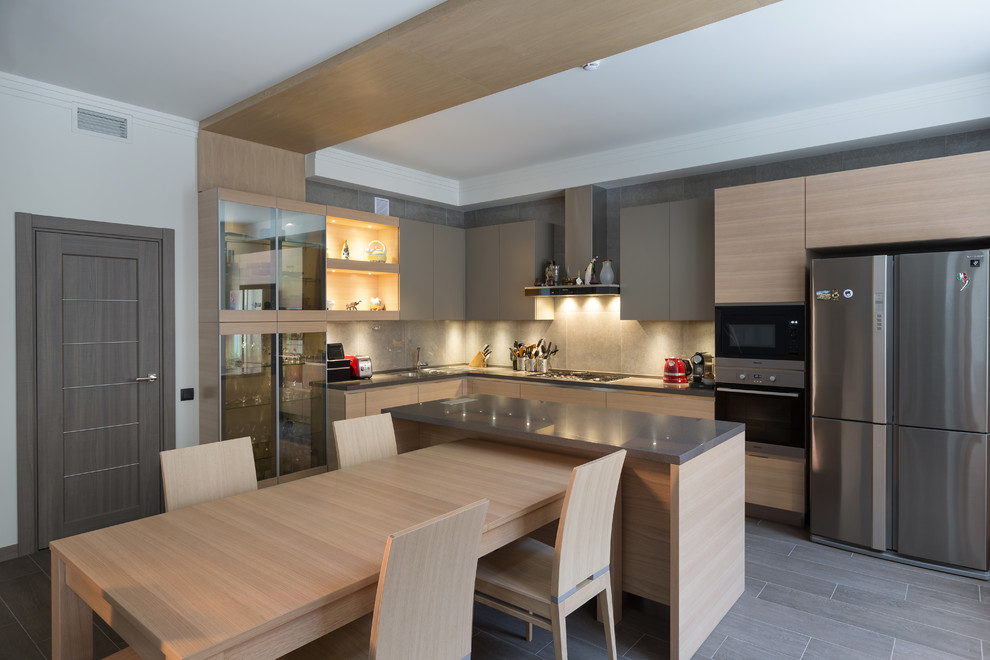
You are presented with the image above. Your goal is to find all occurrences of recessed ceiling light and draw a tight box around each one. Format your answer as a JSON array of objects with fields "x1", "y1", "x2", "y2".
[{"x1": 582, "y1": 60, "x2": 601, "y2": 71}]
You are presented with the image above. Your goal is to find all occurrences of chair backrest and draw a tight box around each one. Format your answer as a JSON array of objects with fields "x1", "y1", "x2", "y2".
[
  {"x1": 333, "y1": 412, "x2": 398, "y2": 468},
  {"x1": 552, "y1": 449, "x2": 627, "y2": 597},
  {"x1": 160, "y1": 436, "x2": 257, "y2": 511},
  {"x1": 371, "y1": 499, "x2": 489, "y2": 660}
]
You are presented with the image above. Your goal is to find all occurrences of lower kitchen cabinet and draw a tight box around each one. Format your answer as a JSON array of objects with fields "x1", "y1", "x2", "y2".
[
  {"x1": 418, "y1": 378, "x2": 466, "y2": 401},
  {"x1": 365, "y1": 384, "x2": 420, "y2": 415},
  {"x1": 745, "y1": 452, "x2": 805, "y2": 517},
  {"x1": 519, "y1": 382, "x2": 607, "y2": 407},
  {"x1": 468, "y1": 378, "x2": 521, "y2": 398},
  {"x1": 606, "y1": 390, "x2": 714, "y2": 419}
]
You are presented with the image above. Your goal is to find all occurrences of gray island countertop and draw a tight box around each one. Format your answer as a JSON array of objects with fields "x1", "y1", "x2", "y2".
[{"x1": 386, "y1": 394, "x2": 743, "y2": 464}]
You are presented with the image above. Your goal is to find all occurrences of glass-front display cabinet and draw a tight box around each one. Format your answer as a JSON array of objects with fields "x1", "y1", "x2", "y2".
[
  {"x1": 219, "y1": 328, "x2": 327, "y2": 484},
  {"x1": 278, "y1": 200, "x2": 327, "y2": 313},
  {"x1": 220, "y1": 199, "x2": 276, "y2": 314}
]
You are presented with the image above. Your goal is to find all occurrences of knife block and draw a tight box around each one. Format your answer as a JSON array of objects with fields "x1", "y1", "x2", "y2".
[{"x1": 468, "y1": 351, "x2": 487, "y2": 368}]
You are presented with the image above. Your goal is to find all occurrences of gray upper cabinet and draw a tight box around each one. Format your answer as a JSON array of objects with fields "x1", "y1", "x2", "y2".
[
  {"x1": 434, "y1": 224, "x2": 465, "y2": 320},
  {"x1": 499, "y1": 221, "x2": 552, "y2": 320},
  {"x1": 399, "y1": 218, "x2": 434, "y2": 320},
  {"x1": 466, "y1": 225, "x2": 500, "y2": 319},
  {"x1": 619, "y1": 198, "x2": 714, "y2": 321},
  {"x1": 620, "y1": 203, "x2": 670, "y2": 321},
  {"x1": 400, "y1": 218, "x2": 465, "y2": 320},
  {"x1": 467, "y1": 221, "x2": 552, "y2": 320}
]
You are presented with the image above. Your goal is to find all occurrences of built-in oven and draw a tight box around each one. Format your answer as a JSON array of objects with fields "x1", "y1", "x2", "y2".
[{"x1": 714, "y1": 359, "x2": 806, "y2": 458}]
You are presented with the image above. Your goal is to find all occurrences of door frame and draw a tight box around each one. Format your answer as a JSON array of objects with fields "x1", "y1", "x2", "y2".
[{"x1": 15, "y1": 213, "x2": 176, "y2": 556}]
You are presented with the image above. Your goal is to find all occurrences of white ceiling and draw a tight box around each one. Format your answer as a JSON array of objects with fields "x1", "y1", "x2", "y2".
[{"x1": 3, "y1": 0, "x2": 989, "y2": 204}]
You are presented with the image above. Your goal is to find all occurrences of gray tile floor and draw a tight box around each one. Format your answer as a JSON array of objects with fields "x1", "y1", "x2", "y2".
[{"x1": 1, "y1": 519, "x2": 987, "y2": 659}]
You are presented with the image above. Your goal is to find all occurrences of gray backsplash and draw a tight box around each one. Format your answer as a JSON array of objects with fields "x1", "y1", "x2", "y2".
[{"x1": 328, "y1": 298, "x2": 713, "y2": 377}]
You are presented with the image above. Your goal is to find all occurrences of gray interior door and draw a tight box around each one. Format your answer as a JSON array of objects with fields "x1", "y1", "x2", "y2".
[{"x1": 36, "y1": 231, "x2": 163, "y2": 547}]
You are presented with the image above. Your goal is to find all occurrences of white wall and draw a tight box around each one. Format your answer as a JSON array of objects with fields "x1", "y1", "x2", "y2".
[{"x1": 0, "y1": 72, "x2": 200, "y2": 550}]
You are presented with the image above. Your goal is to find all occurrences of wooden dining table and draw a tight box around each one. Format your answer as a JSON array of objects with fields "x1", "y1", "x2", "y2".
[{"x1": 50, "y1": 439, "x2": 584, "y2": 660}]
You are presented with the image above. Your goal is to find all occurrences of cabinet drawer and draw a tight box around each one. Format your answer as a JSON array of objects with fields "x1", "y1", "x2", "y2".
[
  {"x1": 606, "y1": 391, "x2": 714, "y2": 419},
  {"x1": 365, "y1": 385, "x2": 419, "y2": 415},
  {"x1": 419, "y1": 379, "x2": 465, "y2": 402},
  {"x1": 468, "y1": 378, "x2": 521, "y2": 398},
  {"x1": 745, "y1": 452, "x2": 805, "y2": 513},
  {"x1": 519, "y1": 383, "x2": 606, "y2": 407}
]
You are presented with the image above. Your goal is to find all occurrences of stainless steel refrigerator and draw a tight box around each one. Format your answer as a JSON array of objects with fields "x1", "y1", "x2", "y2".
[{"x1": 810, "y1": 249, "x2": 990, "y2": 577}]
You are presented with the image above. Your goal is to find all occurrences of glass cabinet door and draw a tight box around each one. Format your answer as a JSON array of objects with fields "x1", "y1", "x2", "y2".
[
  {"x1": 278, "y1": 209, "x2": 326, "y2": 311},
  {"x1": 221, "y1": 333, "x2": 275, "y2": 481},
  {"x1": 221, "y1": 201, "x2": 276, "y2": 311},
  {"x1": 278, "y1": 332, "x2": 327, "y2": 476}
]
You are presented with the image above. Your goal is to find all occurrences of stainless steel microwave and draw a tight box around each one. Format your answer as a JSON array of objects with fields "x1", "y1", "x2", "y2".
[{"x1": 715, "y1": 304, "x2": 805, "y2": 364}]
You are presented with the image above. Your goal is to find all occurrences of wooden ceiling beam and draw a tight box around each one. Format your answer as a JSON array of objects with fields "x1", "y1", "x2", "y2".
[{"x1": 200, "y1": 0, "x2": 779, "y2": 154}]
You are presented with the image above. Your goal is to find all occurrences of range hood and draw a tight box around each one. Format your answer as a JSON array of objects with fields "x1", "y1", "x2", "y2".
[{"x1": 526, "y1": 185, "x2": 618, "y2": 297}]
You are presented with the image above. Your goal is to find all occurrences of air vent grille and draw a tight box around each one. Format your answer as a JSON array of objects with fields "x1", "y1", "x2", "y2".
[
  {"x1": 76, "y1": 108, "x2": 128, "y2": 139},
  {"x1": 374, "y1": 197, "x2": 389, "y2": 215}
]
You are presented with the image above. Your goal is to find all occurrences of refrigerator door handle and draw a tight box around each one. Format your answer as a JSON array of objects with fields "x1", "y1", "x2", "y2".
[
  {"x1": 872, "y1": 255, "x2": 891, "y2": 424},
  {"x1": 871, "y1": 425, "x2": 887, "y2": 551}
]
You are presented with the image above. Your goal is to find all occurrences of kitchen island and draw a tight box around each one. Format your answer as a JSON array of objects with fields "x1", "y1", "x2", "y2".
[{"x1": 386, "y1": 394, "x2": 745, "y2": 660}]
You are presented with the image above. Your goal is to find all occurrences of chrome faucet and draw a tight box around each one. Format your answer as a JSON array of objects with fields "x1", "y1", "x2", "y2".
[{"x1": 416, "y1": 346, "x2": 428, "y2": 372}]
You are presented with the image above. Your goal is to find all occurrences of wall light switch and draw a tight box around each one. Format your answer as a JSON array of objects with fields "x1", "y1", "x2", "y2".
[{"x1": 180, "y1": 388, "x2": 194, "y2": 401}]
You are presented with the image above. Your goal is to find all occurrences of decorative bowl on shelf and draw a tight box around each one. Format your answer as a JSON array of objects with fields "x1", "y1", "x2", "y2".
[{"x1": 366, "y1": 240, "x2": 387, "y2": 263}]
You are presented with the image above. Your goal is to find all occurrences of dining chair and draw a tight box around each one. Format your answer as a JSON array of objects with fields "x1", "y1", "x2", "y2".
[
  {"x1": 159, "y1": 436, "x2": 257, "y2": 511},
  {"x1": 283, "y1": 498, "x2": 490, "y2": 660},
  {"x1": 474, "y1": 448, "x2": 627, "y2": 660},
  {"x1": 333, "y1": 412, "x2": 398, "y2": 468}
]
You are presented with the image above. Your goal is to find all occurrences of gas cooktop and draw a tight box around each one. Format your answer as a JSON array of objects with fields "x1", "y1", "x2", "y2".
[{"x1": 533, "y1": 370, "x2": 627, "y2": 383}]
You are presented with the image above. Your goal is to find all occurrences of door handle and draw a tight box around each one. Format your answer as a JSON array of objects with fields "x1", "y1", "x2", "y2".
[
  {"x1": 716, "y1": 387, "x2": 799, "y2": 398},
  {"x1": 135, "y1": 373, "x2": 158, "y2": 382}
]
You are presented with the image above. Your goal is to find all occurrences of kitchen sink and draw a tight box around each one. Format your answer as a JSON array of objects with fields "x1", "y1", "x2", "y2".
[{"x1": 388, "y1": 367, "x2": 477, "y2": 378}]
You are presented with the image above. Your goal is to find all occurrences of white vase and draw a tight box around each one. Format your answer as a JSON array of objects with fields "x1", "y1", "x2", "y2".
[{"x1": 600, "y1": 260, "x2": 614, "y2": 285}]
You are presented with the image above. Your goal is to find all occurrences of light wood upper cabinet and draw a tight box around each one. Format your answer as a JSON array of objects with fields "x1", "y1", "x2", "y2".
[
  {"x1": 714, "y1": 178, "x2": 806, "y2": 304},
  {"x1": 806, "y1": 151, "x2": 990, "y2": 249}
]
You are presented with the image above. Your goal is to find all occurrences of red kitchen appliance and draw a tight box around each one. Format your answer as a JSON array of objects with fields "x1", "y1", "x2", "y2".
[
  {"x1": 663, "y1": 357, "x2": 690, "y2": 384},
  {"x1": 345, "y1": 355, "x2": 373, "y2": 379}
]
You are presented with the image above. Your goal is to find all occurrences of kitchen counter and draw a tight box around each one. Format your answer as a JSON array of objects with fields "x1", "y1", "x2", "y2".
[
  {"x1": 386, "y1": 394, "x2": 739, "y2": 464},
  {"x1": 385, "y1": 393, "x2": 744, "y2": 660},
  {"x1": 327, "y1": 364, "x2": 715, "y2": 397}
]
